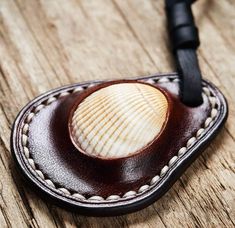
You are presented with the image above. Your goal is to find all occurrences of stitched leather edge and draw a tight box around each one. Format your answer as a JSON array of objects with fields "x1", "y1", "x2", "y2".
[{"x1": 17, "y1": 75, "x2": 219, "y2": 203}]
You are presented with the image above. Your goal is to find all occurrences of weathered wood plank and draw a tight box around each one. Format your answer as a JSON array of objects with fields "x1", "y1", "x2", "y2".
[{"x1": 0, "y1": 0, "x2": 234, "y2": 227}]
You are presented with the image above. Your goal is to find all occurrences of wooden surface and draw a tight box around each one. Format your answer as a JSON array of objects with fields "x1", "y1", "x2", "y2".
[{"x1": 0, "y1": 0, "x2": 234, "y2": 227}]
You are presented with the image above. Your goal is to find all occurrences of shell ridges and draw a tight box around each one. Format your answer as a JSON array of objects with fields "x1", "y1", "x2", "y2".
[{"x1": 70, "y1": 82, "x2": 168, "y2": 159}]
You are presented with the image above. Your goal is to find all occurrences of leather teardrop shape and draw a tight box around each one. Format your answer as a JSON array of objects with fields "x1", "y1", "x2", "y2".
[{"x1": 11, "y1": 74, "x2": 228, "y2": 216}]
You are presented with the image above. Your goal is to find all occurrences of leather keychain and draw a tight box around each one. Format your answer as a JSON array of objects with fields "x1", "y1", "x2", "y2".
[{"x1": 11, "y1": 0, "x2": 228, "y2": 216}]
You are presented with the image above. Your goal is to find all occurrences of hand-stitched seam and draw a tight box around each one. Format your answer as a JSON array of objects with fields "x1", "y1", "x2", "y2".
[{"x1": 20, "y1": 76, "x2": 219, "y2": 202}]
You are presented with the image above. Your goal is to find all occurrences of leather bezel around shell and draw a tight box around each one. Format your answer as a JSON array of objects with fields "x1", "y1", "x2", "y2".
[
  {"x1": 11, "y1": 73, "x2": 228, "y2": 216},
  {"x1": 68, "y1": 80, "x2": 171, "y2": 160}
]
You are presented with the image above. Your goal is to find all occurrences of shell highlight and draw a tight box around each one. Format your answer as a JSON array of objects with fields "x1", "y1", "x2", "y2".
[{"x1": 70, "y1": 82, "x2": 168, "y2": 159}]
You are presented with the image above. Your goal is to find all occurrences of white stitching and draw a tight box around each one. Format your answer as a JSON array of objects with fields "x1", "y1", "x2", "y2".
[
  {"x1": 35, "y1": 170, "x2": 44, "y2": 179},
  {"x1": 106, "y1": 195, "x2": 121, "y2": 200},
  {"x1": 45, "y1": 179, "x2": 56, "y2": 188},
  {"x1": 138, "y1": 185, "x2": 150, "y2": 193},
  {"x1": 88, "y1": 196, "x2": 104, "y2": 201},
  {"x1": 46, "y1": 97, "x2": 57, "y2": 105},
  {"x1": 58, "y1": 92, "x2": 70, "y2": 98},
  {"x1": 205, "y1": 117, "x2": 213, "y2": 128},
  {"x1": 22, "y1": 124, "x2": 29, "y2": 134},
  {"x1": 158, "y1": 77, "x2": 170, "y2": 83},
  {"x1": 58, "y1": 188, "x2": 71, "y2": 195},
  {"x1": 23, "y1": 147, "x2": 30, "y2": 159},
  {"x1": 26, "y1": 112, "x2": 35, "y2": 123},
  {"x1": 123, "y1": 191, "x2": 136, "y2": 198},
  {"x1": 160, "y1": 165, "x2": 169, "y2": 177},
  {"x1": 20, "y1": 77, "x2": 219, "y2": 202},
  {"x1": 186, "y1": 137, "x2": 196, "y2": 148},
  {"x1": 209, "y1": 97, "x2": 217, "y2": 108},
  {"x1": 145, "y1": 79, "x2": 155, "y2": 84},
  {"x1": 211, "y1": 108, "x2": 218, "y2": 118},
  {"x1": 34, "y1": 104, "x2": 45, "y2": 113},
  {"x1": 196, "y1": 128, "x2": 204, "y2": 138},
  {"x1": 72, "y1": 87, "x2": 84, "y2": 93},
  {"x1": 72, "y1": 193, "x2": 86, "y2": 200},
  {"x1": 178, "y1": 147, "x2": 187, "y2": 157},
  {"x1": 28, "y1": 159, "x2": 36, "y2": 170},
  {"x1": 22, "y1": 134, "x2": 28, "y2": 146},
  {"x1": 168, "y1": 156, "x2": 178, "y2": 166},
  {"x1": 150, "y1": 175, "x2": 160, "y2": 185}
]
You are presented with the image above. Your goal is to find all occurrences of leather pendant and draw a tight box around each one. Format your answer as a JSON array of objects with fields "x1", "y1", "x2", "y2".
[{"x1": 11, "y1": 73, "x2": 228, "y2": 216}]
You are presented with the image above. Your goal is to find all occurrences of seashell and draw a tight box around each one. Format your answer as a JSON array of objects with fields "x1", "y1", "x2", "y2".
[{"x1": 69, "y1": 82, "x2": 169, "y2": 159}]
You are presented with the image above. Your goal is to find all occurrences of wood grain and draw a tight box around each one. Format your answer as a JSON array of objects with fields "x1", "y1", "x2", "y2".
[{"x1": 0, "y1": 0, "x2": 234, "y2": 227}]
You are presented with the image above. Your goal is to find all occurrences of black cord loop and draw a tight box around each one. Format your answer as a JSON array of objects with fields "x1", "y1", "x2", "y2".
[{"x1": 166, "y1": 0, "x2": 203, "y2": 106}]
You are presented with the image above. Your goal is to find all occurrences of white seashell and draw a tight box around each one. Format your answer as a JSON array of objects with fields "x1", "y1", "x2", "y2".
[{"x1": 70, "y1": 83, "x2": 168, "y2": 159}]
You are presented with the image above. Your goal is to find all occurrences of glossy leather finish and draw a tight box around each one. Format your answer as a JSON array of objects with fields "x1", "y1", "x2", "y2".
[{"x1": 11, "y1": 73, "x2": 228, "y2": 216}]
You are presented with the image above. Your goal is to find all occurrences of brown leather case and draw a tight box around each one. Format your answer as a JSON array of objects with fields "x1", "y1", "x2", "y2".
[{"x1": 11, "y1": 73, "x2": 228, "y2": 216}]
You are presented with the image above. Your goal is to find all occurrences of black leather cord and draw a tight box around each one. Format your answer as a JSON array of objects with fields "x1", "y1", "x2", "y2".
[{"x1": 165, "y1": 0, "x2": 203, "y2": 106}]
